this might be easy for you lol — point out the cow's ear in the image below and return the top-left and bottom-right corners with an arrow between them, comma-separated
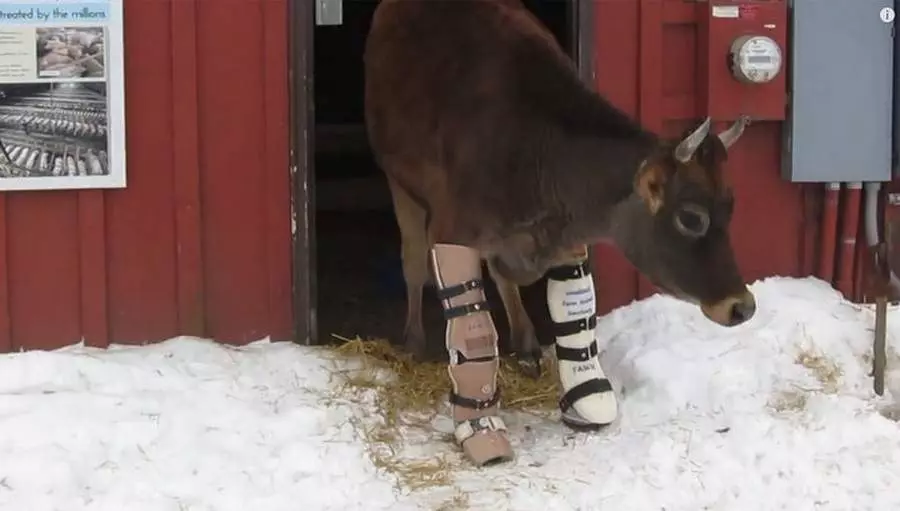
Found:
634,162 -> 669,214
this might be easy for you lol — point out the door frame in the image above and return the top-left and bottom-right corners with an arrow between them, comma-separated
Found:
288,0 -> 596,346
289,0 -> 317,345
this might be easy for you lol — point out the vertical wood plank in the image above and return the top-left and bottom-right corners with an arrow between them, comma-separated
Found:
262,0 -> 294,341
106,0 -> 179,342
7,193 -> 81,351
78,191 -> 109,348
591,0 -> 640,314
0,195 -> 10,352
636,0 -> 664,300
171,0 -> 205,336
197,0 -> 269,343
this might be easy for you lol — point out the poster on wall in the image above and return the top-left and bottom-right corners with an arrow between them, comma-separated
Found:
0,0 -> 125,190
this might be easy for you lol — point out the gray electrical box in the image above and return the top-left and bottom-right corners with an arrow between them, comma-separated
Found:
783,0 -> 894,183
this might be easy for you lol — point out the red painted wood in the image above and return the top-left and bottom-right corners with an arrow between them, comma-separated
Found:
7,193 -> 80,350
106,0 -> 179,343
78,191 -> 109,348
635,0 -> 665,301
726,123 -> 804,282
0,196 -> 10,352
592,0 -> 640,314
800,184 -> 821,277
171,0 -> 206,336
262,0 -> 294,341
197,0 -> 273,344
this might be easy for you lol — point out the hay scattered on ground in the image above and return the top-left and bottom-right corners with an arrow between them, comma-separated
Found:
321,334 -> 562,493
795,349 -> 843,393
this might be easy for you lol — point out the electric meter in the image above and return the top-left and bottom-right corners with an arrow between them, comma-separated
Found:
729,35 -> 783,84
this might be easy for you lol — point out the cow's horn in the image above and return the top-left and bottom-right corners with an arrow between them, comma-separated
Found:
718,115 -> 751,149
674,116 -> 711,163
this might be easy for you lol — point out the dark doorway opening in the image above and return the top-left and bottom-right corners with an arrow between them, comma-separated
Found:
312,1 -> 579,358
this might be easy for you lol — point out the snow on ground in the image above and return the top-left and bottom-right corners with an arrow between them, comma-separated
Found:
0,276 -> 898,511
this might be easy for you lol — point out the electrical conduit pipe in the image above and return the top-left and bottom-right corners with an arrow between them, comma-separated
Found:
836,182 -> 862,299
818,182 -> 841,285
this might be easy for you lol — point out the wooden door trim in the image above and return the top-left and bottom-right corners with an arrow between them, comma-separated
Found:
289,0 -> 317,345
572,0 -> 595,85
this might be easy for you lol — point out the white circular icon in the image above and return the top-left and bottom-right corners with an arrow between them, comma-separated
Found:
880,7 -> 895,23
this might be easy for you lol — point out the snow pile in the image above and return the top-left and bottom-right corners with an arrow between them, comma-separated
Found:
0,339 -> 404,511
0,276 -> 897,510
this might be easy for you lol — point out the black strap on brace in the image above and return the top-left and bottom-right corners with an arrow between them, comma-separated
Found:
558,378 -> 613,413
450,387 -> 501,411
436,278 -> 491,320
545,260 -> 590,281
435,278 -> 483,300
553,315 -> 597,338
555,338 -> 600,362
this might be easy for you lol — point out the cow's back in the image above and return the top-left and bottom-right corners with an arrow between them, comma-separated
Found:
364,0 -> 574,228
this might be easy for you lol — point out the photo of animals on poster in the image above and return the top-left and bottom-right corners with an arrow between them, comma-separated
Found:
0,0 -> 125,190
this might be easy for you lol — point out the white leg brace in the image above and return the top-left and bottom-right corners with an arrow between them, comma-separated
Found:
429,243 -> 514,466
547,257 -> 618,429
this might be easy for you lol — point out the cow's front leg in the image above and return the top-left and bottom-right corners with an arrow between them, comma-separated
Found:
430,243 -> 515,466
545,246 -> 618,431
487,259 -> 543,379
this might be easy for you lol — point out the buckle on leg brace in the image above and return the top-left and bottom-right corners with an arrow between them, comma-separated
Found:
454,415 -> 508,445
553,315 -> 597,338
437,278 -> 491,320
449,387 -> 501,411
554,335 -> 599,362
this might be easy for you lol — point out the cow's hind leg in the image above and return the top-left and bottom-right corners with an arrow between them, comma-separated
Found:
546,247 -> 618,431
386,177 -> 429,361
430,243 -> 514,466
487,261 -> 543,379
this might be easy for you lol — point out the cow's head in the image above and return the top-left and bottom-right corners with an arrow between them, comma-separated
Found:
622,116 -> 755,327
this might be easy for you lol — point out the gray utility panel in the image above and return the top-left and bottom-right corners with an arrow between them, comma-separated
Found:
783,0 -> 894,183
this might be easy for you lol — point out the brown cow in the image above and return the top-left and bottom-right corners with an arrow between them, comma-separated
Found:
364,0 -> 756,465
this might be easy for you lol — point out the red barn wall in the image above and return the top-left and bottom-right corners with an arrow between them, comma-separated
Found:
0,0 -> 294,353
590,0 -> 808,313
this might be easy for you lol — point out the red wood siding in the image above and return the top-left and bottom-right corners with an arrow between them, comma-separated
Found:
0,0 -> 293,352
591,0 -> 806,313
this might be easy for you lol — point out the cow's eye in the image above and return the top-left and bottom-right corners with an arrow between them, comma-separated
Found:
674,203 -> 710,238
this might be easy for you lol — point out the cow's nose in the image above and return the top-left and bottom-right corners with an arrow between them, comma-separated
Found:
727,292 -> 756,326
701,289 -> 756,327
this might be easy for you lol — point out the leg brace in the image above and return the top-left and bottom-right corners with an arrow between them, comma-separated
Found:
546,254 -> 618,430
429,243 -> 514,466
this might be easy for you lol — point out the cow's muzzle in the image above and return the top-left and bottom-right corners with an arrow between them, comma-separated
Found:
701,289 -> 756,327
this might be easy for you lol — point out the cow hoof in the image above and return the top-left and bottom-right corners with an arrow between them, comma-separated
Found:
514,349 -> 543,379
403,337 -> 429,363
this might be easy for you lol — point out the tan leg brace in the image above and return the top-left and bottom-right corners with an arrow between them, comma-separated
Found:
546,247 -> 618,430
429,243 -> 514,466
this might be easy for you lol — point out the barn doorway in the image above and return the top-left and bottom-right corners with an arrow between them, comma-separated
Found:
310,1 -> 589,356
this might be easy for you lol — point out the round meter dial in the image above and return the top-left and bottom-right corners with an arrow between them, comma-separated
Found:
729,35 -> 783,84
